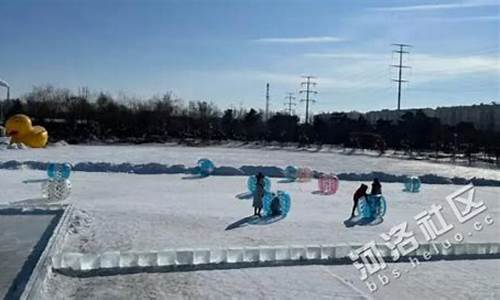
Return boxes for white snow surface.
[2,170,498,253]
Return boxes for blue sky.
[0,0,498,115]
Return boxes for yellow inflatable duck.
[5,114,48,148]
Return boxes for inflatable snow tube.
[247,175,272,193]
[296,167,312,182]
[318,174,339,195]
[197,159,215,176]
[357,195,386,218]
[47,162,72,180]
[404,176,421,193]
[284,165,298,180]
[263,190,291,217]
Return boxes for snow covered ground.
[2,170,498,253]
[0,144,499,299]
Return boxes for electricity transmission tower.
[299,76,317,124]
[284,93,296,115]
[265,83,270,120]
[392,44,411,111]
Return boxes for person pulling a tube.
[350,178,383,219]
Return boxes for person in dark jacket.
[253,172,265,217]
[351,184,368,218]
[371,178,382,195]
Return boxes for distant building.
[345,103,500,132]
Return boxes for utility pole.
[265,83,270,121]
[299,76,317,124]
[392,44,411,111]
[0,79,10,123]
[284,92,296,115]
[78,86,89,99]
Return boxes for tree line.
[2,86,499,162]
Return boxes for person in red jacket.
[351,184,368,218]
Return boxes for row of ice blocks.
[52,242,500,271]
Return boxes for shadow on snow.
[225,215,286,231]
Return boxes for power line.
[392,43,411,110]
[299,75,318,124]
[284,92,296,115]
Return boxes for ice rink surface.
[0,214,54,299]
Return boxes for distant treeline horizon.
[1,86,499,162]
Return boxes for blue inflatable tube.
[284,166,298,180]
[197,159,215,176]
[263,191,291,217]
[357,195,386,218]
[47,163,72,180]
[404,176,421,193]
[247,175,272,193]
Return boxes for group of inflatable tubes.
[41,159,425,224]
[39,158,423,222]
[285,165,313,182]
[195,160,423,220]
[286,165,339,195]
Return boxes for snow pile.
[0,136,10,146]
[1,160,499,186]
[50,140,69,147]
[4,143,28,150]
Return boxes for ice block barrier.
[52,242,500,277]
